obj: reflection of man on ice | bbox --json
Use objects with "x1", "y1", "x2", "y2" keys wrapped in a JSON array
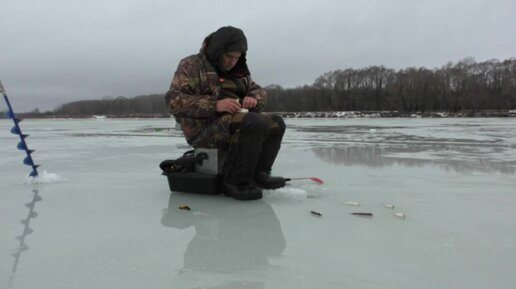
[
  {"x1": 162, "y1": 193, "x2": 286, "y2": 288},
  {"x1": 165, "y1": 26, "x2": 286, "y2": 201}
]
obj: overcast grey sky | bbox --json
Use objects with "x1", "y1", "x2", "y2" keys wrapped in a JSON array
[{"x1": 1, "y1": 0, "x2": 515, "y2": 112}]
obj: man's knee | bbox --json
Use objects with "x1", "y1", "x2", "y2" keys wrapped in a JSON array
[
  {"x1": 237, "y1": 112, "x2": 268, "y2": 134},
  {"x1": 270, "y1": 114, "x2": 286, "y2": 134}
]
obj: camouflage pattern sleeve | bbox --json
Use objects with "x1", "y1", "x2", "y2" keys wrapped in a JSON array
[
  {"x1": 165, "y1": 56, "x2": 218, "y2": 118},
  {"x1": 247, "y1": 76, "x2": 267, "y2": 112}
]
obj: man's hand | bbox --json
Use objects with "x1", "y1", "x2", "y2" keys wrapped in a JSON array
[
  {"x1": 242, "y1": 96, "x2": 257, "y2": 109},
  {"x1": 216, "y1": 98, "x2": 241, "y2": 114}
]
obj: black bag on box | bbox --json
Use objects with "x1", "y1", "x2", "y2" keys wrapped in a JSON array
[{"x1": 160, "y1": 150, "x2": 224, "y2": 195}]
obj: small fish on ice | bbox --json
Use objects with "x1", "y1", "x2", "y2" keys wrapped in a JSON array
[
  {"x1": 310, "y1": 210, "x2": 323, "y2": 217},
  {"x1": 351, "y1": 212, "x2": 373, "y2": 217},
  {"x1": 344, "y1": 201, "x2": 360, "y2": 206}
]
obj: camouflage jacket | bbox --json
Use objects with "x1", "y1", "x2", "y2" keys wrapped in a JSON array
[{"x1": 165, "y1": 52, "x2": 267, "y2": 148}]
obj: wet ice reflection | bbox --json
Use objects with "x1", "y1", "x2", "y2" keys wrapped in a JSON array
[
  {"x1": 284, "y1": 118, "x2": 516, "y2": 174},
  {"x1": 161, "y1": 193, "x2": 285, "y2": 288},
  {"x1": 1, "y1": 117, "x2": 515, "y2": 289},
  {"x1": 8, "y1": 189, "x2": 42, "y2": 289},
  {"x1": 312, "y1": 146, "x2": 516, "y2": 174}
]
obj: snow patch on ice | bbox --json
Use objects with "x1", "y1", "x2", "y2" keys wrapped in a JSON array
[
  {"x1": 24, "y1": 170, "x2": 68, "y2": 184},
  {"x1": 264, "y1": 187, "x2": 308, "y2": 199}
]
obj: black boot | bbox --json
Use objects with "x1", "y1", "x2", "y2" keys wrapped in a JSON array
[
  {"x1": 254, "y1": 172, "x2": 286, "y2": 190},
  {"x1": 224, "y1": 182, "x2": 263, "y2": 200}
]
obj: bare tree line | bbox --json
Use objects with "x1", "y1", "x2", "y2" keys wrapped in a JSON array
[
  {"x1": 26, "y1": 57, "x2": 515, "y2": 118},
  {"x1": 265, "y1": 57, "x2": 516, "y2": 113},
  {"x1": 52, "y1": 94, "x2": 169, "y2": 117}
]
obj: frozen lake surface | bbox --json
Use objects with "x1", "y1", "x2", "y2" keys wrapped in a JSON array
[{"x1": 1, "y1": 117, "x2": 515, "y2": 289}]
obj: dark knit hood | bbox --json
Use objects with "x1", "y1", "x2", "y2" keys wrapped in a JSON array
[{"x1": 202, "y1": 26, "x2": 250, "y2": 77}]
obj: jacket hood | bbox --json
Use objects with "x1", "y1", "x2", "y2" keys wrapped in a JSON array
[{"x1": 201, "y1": 26, "x2": 250, "y2": 77}]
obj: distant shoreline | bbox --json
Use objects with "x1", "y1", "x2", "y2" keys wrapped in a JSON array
[
  {"x1": 10, "y1": 110, "x2": 516, "y2": 119},
  {"x1": 277, "y1": 110, "x2": 516, "y2": 118}
]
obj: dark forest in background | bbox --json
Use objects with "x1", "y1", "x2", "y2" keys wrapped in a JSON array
[
  {"x1": 267, "y1": 57, "x2": 516, "y2": 113},
  {"x1": 19, "y1": 58, "x2": 516, "y2": 118}
]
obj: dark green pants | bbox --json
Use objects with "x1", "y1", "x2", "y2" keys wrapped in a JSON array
[{"x1": 223, "y1": 112, "x2": 286, "y2": 187}]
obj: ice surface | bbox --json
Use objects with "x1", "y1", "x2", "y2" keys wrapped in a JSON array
[{"x1": 1, "y1": 117, "x2": 515, "y2": 289}]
